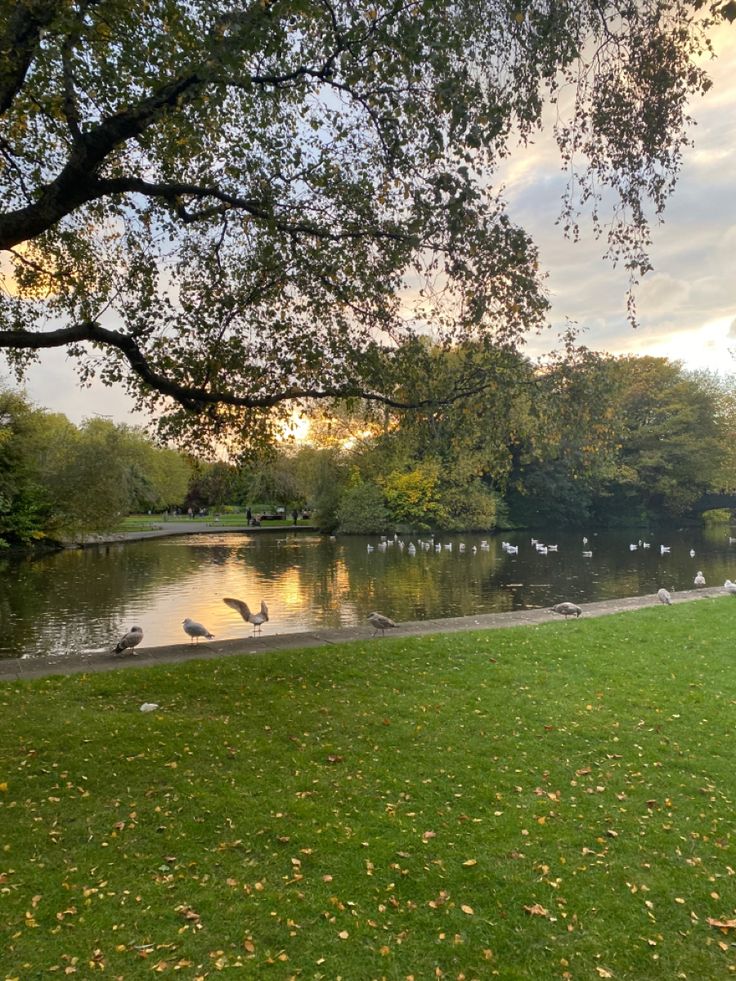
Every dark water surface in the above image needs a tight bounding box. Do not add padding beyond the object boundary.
[1,526,734,660]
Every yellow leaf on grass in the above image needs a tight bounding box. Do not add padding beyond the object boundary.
[707,917,736,930]
[524,903,549,917]
[461,904,474,915]
[596,968,613,978]
[462,859,477,867]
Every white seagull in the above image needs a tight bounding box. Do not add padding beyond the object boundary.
[223,597,269,635]
[657,588,672,605]
[724,580,736,595]
[693,571,706,587]
[182,618,214,643]
[113,625,143,655]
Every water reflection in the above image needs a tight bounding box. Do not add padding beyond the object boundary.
[0,527,734,660]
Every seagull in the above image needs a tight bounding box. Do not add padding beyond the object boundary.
[724,580,736,595]
[182,618,214,643]
[113,625,143,655]
[223,597,269,635]
[550,602,582,619]
[689,549,696,558]
[657,588,672,605]
[582,550,593,558]
[693,571,706,587]
[660,545,670,554]
[367,611,398,636]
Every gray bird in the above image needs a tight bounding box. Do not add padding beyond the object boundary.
[550,602,582,620]
[182,617,214,643]
[367,611,398,636]
[223,597,269,636]
[657,588,672,605]
[113,625,143,654]
[693,571,706,587]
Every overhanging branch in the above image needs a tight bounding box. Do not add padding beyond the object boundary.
[0,322,497,412]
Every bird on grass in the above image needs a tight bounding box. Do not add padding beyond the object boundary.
[367,611,398,636]
[550,602,582,619]
[223,597,270,636]
[657,588,672,605]
[113,625,143,655]
[182,618,214,643]
[693,571,706,587]
[724,580,736,595]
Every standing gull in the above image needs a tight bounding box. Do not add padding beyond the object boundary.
[657,588,672,605]
[182,618,214,643]
[367,612,398,636]
[223,597,270,636]
[113,625,143,655]
[693,571,706,587]
[550,602,582,620]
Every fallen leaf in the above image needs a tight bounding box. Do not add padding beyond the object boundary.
[524,903,549,917]
[462,859,477,867]
[460,904,474,915]
[422,831,436,841]
[596,968,613,978]
[707,917,736,930]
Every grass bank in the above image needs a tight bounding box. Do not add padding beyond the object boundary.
[1,600,735,979]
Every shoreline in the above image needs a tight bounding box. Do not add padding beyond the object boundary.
[61,521,318,548]
[0,585,727,682]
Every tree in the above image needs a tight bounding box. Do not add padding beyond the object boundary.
[606,358,725,517]
[337,482,389,534]
[0,0,724,443]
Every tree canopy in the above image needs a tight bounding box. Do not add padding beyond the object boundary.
[0,0,728,442]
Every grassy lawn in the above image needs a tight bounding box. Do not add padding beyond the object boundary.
[1,600,735,979]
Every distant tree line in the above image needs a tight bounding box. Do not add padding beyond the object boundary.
[2,351,735,547]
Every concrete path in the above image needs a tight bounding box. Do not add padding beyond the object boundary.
[0,586,728,683]
[65,522,316,547]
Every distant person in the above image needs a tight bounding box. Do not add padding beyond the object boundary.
[246,507,252,522]
[292,509,298,525]
[187,506,193,518]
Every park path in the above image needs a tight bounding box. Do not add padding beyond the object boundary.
[64,520,316,547]
[0,586,727,683]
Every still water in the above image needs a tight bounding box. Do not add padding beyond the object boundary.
[1,527,735,660]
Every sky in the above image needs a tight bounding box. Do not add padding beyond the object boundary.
[3,22,735,427]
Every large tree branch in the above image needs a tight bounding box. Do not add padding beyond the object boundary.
[0,322,495,412]
[0,71,210,249]
[95,176,410,242]
[0,0,59,114]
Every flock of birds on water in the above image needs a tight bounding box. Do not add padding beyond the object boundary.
[111,534,736,655]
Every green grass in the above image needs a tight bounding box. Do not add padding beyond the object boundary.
[1,601,735,979]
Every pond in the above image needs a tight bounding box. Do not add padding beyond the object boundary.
[1,526,735,660]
